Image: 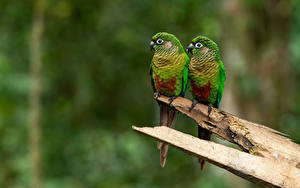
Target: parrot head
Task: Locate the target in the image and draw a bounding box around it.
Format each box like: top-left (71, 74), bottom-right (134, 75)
top-left (150, 32), bottom-right (184, 53)
top-left (187, 35), bottom-right (220, 60)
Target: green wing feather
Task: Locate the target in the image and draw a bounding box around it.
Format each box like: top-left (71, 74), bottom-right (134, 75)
top-left (149, 60), bottom-right (156, 93)
top-left (216, 61), bottom-right (226, 108)
top-left (181, 54), bottom-right (190, 96)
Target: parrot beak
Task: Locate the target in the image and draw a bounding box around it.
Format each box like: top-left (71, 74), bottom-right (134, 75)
top-left (150, 41), bottom-right (155, 51)
top-left (187, 43), bottom-right (194, 54)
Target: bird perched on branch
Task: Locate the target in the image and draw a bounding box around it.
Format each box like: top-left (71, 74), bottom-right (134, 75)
top-left (149, 32), bottom-right (189, 167)
top-left (186, 35), bottom-right (226, 170)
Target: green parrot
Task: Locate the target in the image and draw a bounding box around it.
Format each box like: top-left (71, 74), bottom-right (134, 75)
top-left (149, 32), bottom-right (189, 167)
top-left (186, 35), bottom-right (226, 170)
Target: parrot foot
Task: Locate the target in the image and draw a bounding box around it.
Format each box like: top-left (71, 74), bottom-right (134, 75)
top-left (154, 92), bottom-right (161, 100)
top-left (168, 96), bottom-right (178, 106)
top-left (189, 99), bottom-right (198, 112)
top-left (208, 104), bottom-right (213, 120)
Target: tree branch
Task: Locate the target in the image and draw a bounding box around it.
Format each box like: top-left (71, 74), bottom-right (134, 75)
top-left (29, 0), bottom-right (46, 187)
top-left (132, 95), bottom-right (300, 188)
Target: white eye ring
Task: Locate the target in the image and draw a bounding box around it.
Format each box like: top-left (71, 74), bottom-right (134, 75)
top-left (156, 39), bottom-right (164, 45)
top-left (195, 42), bottom-right (203, 48)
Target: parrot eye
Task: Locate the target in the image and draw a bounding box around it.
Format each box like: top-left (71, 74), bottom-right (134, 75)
top-left (156, 39), bottom-right (164, 45)
top-left (195, 42), bottom-right (203, 48)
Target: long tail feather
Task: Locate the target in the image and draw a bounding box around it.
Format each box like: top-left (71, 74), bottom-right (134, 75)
top-left (197, 126), bottom-right (211, 170)
top-left (167, 109), bottom-right (176, 129)
top-left (157, 103), bottom-right (168, 149)
top-left (159, 107), bottom-right (176, 167)
top-left (160, 144), bottom-right (168, 167)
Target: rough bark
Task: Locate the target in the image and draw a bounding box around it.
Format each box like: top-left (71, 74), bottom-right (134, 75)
top-left (133, 125), bottom-right (300, 188)
top-left (133, 95), bottom-right (300, 187)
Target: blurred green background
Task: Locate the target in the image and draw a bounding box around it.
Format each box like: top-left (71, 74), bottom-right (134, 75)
top-left (1, 0), bottom-right (300, 187)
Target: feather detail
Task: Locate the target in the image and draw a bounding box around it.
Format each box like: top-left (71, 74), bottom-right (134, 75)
top-left (157, 103), bottom-right (168, 149)
top-left (159, 107), bottom-right (176, 167)
top-left (190, 81), bottom-right (211, 102)
top-left (197, 126), bottom-right (211, 170)
top-left (152, 52), bottom-right (187, 97)
top-left (154, 74), bottom-right (176, 95)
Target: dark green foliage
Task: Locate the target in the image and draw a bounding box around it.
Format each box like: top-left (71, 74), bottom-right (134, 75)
top-left (0, 0), bottom-right (299, 187)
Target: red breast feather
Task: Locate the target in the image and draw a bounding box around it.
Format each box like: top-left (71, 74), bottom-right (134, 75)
top-left (154, 74), bottom-right (176, 96)
top-left (190, 80), bottom-right (211, 102)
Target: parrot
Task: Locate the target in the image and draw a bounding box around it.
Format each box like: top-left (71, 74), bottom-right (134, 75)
top-left (149, 32), bottom-right (189, 167)
top-left (186, 35), bottom-right (226, 170)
